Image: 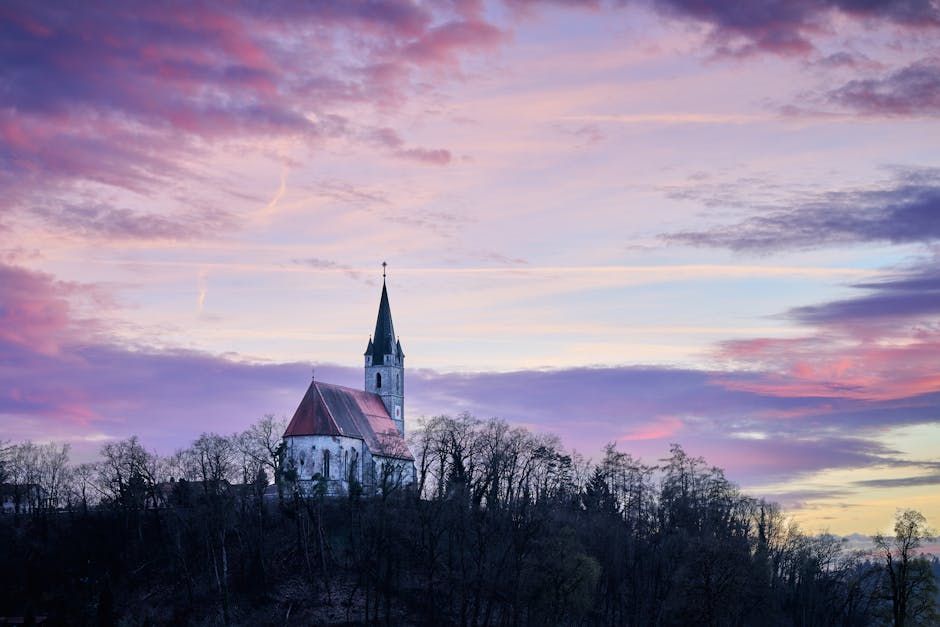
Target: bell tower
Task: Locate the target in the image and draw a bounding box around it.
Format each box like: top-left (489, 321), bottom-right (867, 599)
top-left (364, 262), bottom-right (405, 435)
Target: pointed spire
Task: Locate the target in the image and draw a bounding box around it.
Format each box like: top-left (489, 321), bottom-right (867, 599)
top-left (367, 264), bottom-right (401, 363)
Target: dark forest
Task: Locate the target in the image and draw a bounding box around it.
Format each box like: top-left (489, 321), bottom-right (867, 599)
top-left (1, 415), bottom-right (937, 626)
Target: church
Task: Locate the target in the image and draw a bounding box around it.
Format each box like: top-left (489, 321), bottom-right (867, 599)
top-left (281, 269), bottom-right (416, 496)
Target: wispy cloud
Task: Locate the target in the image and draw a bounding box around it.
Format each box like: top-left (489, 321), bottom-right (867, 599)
top-left (855, 474), bottom-right (940, 488)
top-left (259, 166), bottom-right (288, 220)
top-left (644, 0), bottom-right (940, 57)
top-left (559, 113), bottom-right (772, 125)
top-left (827, 57), bottom-right (940, 116)
top-left (30, 202), bottom-right (234, 241)
top-left (663, 168), bottom-right (940, 252)
top-left (196, 269), bottom-right (208, 314)
top-left (366, 127), bottom-right (452, 165)
top-left (714, 256), bottom-right (940, 402)
top-left (789, 265), bottom-right (940, 325)
top-left (291, 257), bottom-right (365, 282)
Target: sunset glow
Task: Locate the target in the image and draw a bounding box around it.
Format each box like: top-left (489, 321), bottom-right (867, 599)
top-left (2, 0), bottom-right (940, 537)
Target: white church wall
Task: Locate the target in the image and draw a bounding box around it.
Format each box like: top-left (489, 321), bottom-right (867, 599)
top-left (285, 434), bottom-right (365, 495)
top-left (284, 434), bottom-right (415, 497)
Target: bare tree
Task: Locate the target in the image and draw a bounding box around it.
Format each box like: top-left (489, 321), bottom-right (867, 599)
top-left (39, 442), bottom-right (70, 509)
top-left (70, 462), bottom-right (99, 513)
top-left (189, 433), bottom-right (238, 493)
top-left (238, 415), bottom-right (285, 473)
top-left (8, 441), bottom-right (42, 513)
top-left (165, 448), bottom-right (198, 482)
top-left (99, 436), bottom-right (159, 509)
top-left (0, 440), bottom-right (11, 484)
top-left (236, 414), bottom-right (287, 500)
top-left (874, 509), bottom-right (938, 627)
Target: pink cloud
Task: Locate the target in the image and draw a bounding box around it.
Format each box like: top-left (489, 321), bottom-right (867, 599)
top-left (0, 264), bottom-right (96, 356)
top-left (651, 0), bottom-right (940, 57)
top-left (619, 415), bottom-right (683, 441)
top-left (719, 333), bottom-right (940, 400)
top-left (1, 1), bottom-right (489, 214)
top-left (0, 265), bottom-right (934, 485)
top-left (0, 261), bottom-right (308, 443)
top-left (715, 328), bottom-right (940, 402)
top-left (712, 261), bottom-right (940, 402)
top-left (395, 147), bottom-right (453, 165)
top-left (366, 126), bottom-right (453, 165)
top-left (4, 0), bottom-right (938, 240)
top-left (402, 19), bottom-right (504, 64)
top-left (828, 56), bottom-right (940, 116)
top-left (510, 0), bottom-right (940, 57)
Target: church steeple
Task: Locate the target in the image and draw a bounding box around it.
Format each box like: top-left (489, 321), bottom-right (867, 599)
top-left (364, 263), bottom-right (405, 435)
top-left (364, 279), bottom-right (403, 365)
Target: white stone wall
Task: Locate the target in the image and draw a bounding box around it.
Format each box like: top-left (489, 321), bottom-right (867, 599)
top-left (284, 434), bottom-right (364, 495)
top-left (284, 434), bottom-right (415, 496)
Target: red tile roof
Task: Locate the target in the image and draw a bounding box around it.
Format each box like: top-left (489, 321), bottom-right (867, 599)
top-left (283, 381), bottom-right (413, 461)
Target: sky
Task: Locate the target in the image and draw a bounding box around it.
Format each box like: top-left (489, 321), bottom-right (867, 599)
top-left (2, 0), bottom-right (939, 535)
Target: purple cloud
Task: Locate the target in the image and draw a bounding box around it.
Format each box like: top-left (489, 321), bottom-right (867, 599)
top-left (711, 253), bottom-right (940, 412)
top-left (1, 1), bottom-right (495, 207)
top-left (4, 346), bottom-right (925, 484)
top-left (0, 3), bottom-right (430, 122)
top-left (505, 0), bottom-right (940, 58)
top-left (855, 474), bottom-right (940, 488)
top-left (402, 366), bottom-right (940, 483)
top-left (4, 0), bottom-right (938, 204)
top-left (664, 169), bottom-right (940, 252)
top-left (633, 0), bottom-right (940, 57)
top-left (0, 262), bottom-right (346, 453)
top-left (0, 263), bottom-right (100, 355)
top-left (291, 257), bottom-right (367, 282)
top-left (401, 18), bottom-right (504, 64)
top-left (789, 265), bottom-right (940, 325)
top-left (813, 51), bottom-right (879, 69)
top-left (4, 259), bottom-right (934, 482)
top-left (3, 0), bottom-right (938, 222)
top-left (828, 57), bottom-right (940, 116)
top-left (30, 202), bottom-right (234, 241)
top-left (366, 127), bottom-right (453, 165)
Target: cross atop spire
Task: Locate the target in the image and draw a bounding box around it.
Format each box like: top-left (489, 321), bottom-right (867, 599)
top-left (382, 261), bottom-right (387, 281)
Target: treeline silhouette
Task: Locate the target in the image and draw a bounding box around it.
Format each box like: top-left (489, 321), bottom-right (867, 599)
top-left (1, 414), bottom-right (937, 626)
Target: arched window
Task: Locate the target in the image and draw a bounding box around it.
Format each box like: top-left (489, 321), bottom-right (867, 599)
top-left (349, 449), bottom-right (359, 483)
top-left (323, 449), bottom-right (331, 479)
top-left (376, 372), bottom-right (382, 388)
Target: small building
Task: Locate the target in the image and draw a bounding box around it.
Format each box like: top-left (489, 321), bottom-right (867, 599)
top-left (281, 270), bottom-right (415, 496)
